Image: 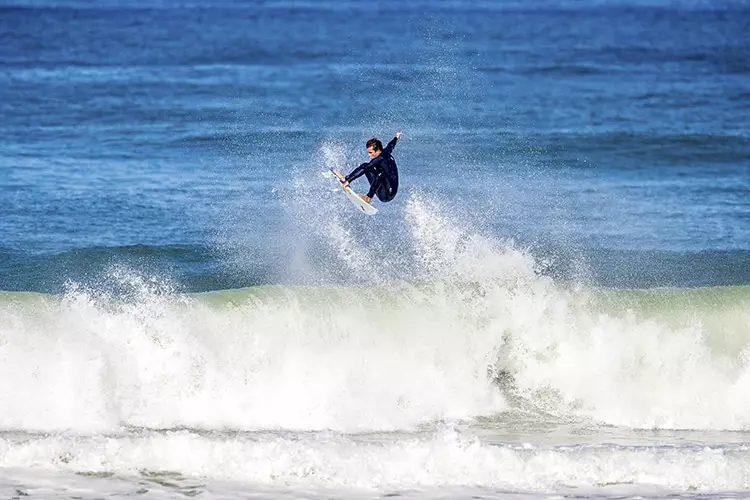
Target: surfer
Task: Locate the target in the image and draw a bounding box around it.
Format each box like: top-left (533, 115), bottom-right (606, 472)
top-left (339, 132), bottom-right (402, 205)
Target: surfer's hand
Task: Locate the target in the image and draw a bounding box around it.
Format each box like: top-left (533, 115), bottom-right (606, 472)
top-left (396, 132), bottom-right (403, 140)
top-left (342, 181), bottom-right (350, 188)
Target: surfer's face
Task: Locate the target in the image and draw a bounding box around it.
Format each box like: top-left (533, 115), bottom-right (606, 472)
top-left (367, 147), bottom-right (381, 159)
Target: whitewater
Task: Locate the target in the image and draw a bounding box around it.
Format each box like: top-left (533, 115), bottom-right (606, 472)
top-left (1, 192), bottom-right (750, 499)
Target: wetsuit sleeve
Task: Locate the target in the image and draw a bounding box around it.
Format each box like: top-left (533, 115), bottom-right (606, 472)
top-left (382, 136), bottom-right (399, 156)
top-left (344, 162), bottom-right (369, 183)
top-left (345, 157), bottom-right (383, 183)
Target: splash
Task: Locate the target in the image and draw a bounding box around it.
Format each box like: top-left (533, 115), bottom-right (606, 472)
top-left (2, 189), bottom-right (750, 435)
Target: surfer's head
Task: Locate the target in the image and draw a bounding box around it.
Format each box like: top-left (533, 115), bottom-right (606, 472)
top-left (366, 138), bottom-right (383, 159)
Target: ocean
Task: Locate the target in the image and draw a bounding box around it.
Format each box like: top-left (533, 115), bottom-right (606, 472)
top-left (1, 0), bottom-right (749, 498)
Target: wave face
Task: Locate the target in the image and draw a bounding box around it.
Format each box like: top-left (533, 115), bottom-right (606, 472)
top-left (2, 197), bottom-right (749, 436)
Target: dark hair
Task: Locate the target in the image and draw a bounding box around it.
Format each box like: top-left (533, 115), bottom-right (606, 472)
top-left (366, 138), bottom-right (383, 152)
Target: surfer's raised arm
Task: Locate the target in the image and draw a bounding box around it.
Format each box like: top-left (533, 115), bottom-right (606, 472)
top-left (382, 132), bottom-right (403, 156)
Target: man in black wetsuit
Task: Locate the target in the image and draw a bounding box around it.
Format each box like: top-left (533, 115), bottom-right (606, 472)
top-left (339, 132), bottom-right (403, 205)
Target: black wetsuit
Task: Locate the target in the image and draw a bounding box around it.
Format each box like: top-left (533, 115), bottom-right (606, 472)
top-left (344, 136), bottom-right (399, 202)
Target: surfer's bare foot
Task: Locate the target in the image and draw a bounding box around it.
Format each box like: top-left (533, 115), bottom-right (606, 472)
top-left (360, 195), bottom-right (371, 204)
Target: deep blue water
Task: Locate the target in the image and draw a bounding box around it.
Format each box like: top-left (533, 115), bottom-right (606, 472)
top-left (1, 0), bottom-right (749, 292)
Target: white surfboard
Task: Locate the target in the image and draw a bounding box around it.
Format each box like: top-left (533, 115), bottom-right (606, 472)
top-left (328, 168), bottom-right (378, 215)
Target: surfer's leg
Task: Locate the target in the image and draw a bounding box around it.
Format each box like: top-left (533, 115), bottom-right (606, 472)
top-left (375, 176), bottom-right (396, 202)
top-left (365, 171), bottom-right (385, 202)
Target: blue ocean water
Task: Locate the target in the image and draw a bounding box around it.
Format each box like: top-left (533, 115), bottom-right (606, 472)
top-left (2, 1), bottom-right (750, 499)
top-left (2, 0), bottom-right (749, 292)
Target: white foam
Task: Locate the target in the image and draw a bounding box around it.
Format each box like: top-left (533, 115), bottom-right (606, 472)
top-left (0, 430), bottom-right (748, 493)
top-left (0, 266), bottom-right (507, 433)
top-left (1, 193), bottom-right (750, 436)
